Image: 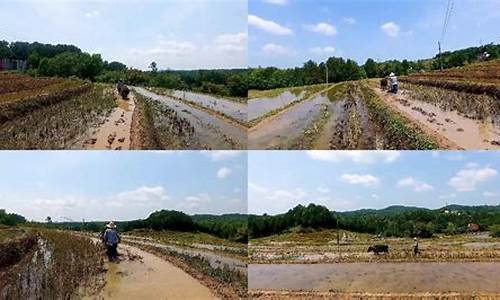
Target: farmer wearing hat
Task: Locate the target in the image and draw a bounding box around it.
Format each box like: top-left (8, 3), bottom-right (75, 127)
top-left (389, 72), bottom-right (399, 94)
top-left (413, 237), bottom-right (420, 256)
top-left (103, 221), bottom-right (121, 262)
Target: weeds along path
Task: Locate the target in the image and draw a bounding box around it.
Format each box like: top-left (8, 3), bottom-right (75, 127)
top-left (248, 262), bottom-right (500, 295)
top-left (133, 87), bottom-right (246, 149)
top-left (76, 91), bottom-right (135, 150)
top-left (371, 85), bottom-right (500, 150)
top-left (248, 86), bottom-right (336, 149)
top-left (87, 242), bottom-right (218, 300)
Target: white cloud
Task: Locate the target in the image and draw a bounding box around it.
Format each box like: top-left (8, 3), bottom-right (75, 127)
top-left (343, 17), bottom-right (356, 25)
top-left (115, 186), bottom-right (169, 203)
top-left (263, 0), bottom-right (289, 5)
top-left (340, 174), bottom-right (380, 187)
top-left (84, 10), bottom-right (100, 18)
top-left (397, 177), bottom-right (433, 192)
top-left (248, 15), bottom-right (294, 35)
top-left (306, 151), bottom-right (400, 164)
top-left (184, 193), bottom-right (211, 209)
top-left (449, 165), bottom-right (497, 192)
top-left (371, 194), bottom-right (379, 199)
top-left (317, 186), bottom-right (330, 194)
top-left (202, 150), bottom-right (242, 161)
top-left (216, 167), bottom-right (232, 179)
top-left (305, 22), bottom-right (337, 36)
top-left (213, 32), bottom-right (247, 52)
top-left (310, 46), bottom-right (336, 56)
top-left (483, 191), bottom-right (500, 198)
top-left (381, 21), bottom-right (400, 37)
top-left (439, 193), bottom-right (456, 199)
top-left (262, 43), bottom-right (290, 55)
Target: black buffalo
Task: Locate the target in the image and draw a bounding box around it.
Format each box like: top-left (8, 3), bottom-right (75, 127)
top-left (116, 81), bottom-right (130, 99)
top-left (380, 78), bottom-right (388, 90)
top-left (367, 244), bottom-right (389, 255)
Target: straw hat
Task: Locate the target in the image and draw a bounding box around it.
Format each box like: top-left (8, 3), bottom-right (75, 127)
top-left (389, 72), bottom-right (395, 76)
top-left (106, 221), bottom-right (116, 229)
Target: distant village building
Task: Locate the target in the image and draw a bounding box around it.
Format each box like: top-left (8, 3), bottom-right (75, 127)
top-left (0, 58), bottom-right (27, 72)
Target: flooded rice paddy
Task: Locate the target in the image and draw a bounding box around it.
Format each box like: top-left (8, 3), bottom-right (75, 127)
top-left (171, 90), bottom-right (247, 123)
top-left (248, 262), bottom-right (500, 293)
top-left (248, 91), bottom-right (305, 121)
top-left (248, 94), bottom-right (330, 149)
top-left (134, 87), bottom-right (246, 149)
top-left (123, 236), bottom-right (246, 272)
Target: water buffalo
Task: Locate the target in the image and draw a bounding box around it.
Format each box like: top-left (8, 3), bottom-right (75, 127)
top-left (467, 223), bottom-right (480, 234)
top-left (380, 78), bottom-right (388, 90)
top-left (116, 81), bottom-right (130, 99)
top-left (368, 244), bottom-right (389, 255)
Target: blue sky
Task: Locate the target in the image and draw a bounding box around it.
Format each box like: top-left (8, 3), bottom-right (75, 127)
top-left (249, 151), bottom-right (500, 215)
top-left (0, 151), bottom-right (247, 222)
top-left (0, 0), bottom-right (247, 70)
top-left (249, 0), bottom-right (500, 68)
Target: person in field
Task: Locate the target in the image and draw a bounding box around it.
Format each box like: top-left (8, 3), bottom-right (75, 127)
top-left (389, 72), bottom-right (399, 94)
top-left (103, 221), bottom-right (121, 262)
top-left (413, 237), bottom-right (420, 256)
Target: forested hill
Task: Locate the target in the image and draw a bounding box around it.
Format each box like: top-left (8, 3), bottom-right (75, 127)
top-left (249, 203), bottom-right (500, 239)
top-left (0, 40), bottom-right (248, 97)
top-left (1, 209), bottom-right (248, 243)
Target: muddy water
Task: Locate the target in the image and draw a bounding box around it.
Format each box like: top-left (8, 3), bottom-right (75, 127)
top-left (134, 87), bottom-right (246, 149)
top-left (248, 91), bottom-right (305, 121)
top-left (87, 243), bottom-right (218, 300)
top-left (77, 93), bottom-right (135, 150)
top-left (248, 94), bottom-right (330, 149)
top-left (248, 263), bottom-right (500, 293)
top-left (123, 236), bottom-right (246, 272)
top-left (172, 90), bottom-right (247, 123)
top-left (377, 89), bottom-right (500, 149)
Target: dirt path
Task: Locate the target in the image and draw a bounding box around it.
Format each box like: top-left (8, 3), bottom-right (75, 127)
top-left (78, 92), bottom-right (135, 150)
top-left (372, 86), bottom-right (500, 150)
top-left (87, 243), bottom-right (218, 300)
top-left (248, 262), bottom-right (500, 294)
top-left (134, 87), bottom-right (246, 149)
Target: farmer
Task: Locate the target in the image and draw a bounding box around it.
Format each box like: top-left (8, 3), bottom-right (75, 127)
top-left (389, 72), bottom-right (399, 94)
top-left (103, 221), bottom-right (121, 262)
top-left (413, 237), bottom-right (420, 256)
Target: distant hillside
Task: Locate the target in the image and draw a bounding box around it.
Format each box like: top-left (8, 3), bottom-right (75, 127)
top-left (249, 203), bottom-right (500, 239)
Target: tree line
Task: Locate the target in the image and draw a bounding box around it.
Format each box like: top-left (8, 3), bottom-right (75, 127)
top-left (0, 40), bottom-right (248, 97)
top-left (0, 209), bottom-right (26, 226)
top-left (249, 203), bottom-right (500, 239)
top-left (248, 43), bottom-right (500, 91)
top-left (19, 209), bottom-right (248, 244)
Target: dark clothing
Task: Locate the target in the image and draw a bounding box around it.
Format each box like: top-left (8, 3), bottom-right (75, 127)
top-left (391, 83), bottom-right (399, 94)
top-left (106, 243), bottom-right (118, 261)
top-left (103, 228), bottom-right (120, 262)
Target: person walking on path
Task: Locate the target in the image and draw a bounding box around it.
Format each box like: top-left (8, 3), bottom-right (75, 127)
top-left (389, 72), bottom-right (399, 94)
top-left (103, 221), bottom-right (121, 262)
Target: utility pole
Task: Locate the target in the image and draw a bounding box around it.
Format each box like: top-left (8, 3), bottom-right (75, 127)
top-left (438, 41), bottom-right (443, 70)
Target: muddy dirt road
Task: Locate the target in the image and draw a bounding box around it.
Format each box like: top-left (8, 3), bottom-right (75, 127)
top-left (87, 243), bottom-right (218, 300)
top-left (372, 87), bottom-right (500, 150)
top-left (134, 87), bottom-right (246, 149)
top-left (248, 262), bottom-right (500, 294)
top-left (76, 92), bottom-right (135, 150)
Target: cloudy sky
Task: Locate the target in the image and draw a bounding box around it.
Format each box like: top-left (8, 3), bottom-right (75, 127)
top-left (249, 151), bottom-right (500, 215)
top-left (249, 0), bottom-right (500, 68)
top-left (0, 151), bottom-right (246, 222)
top-left (0, 0), bottom-right (247, 70)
